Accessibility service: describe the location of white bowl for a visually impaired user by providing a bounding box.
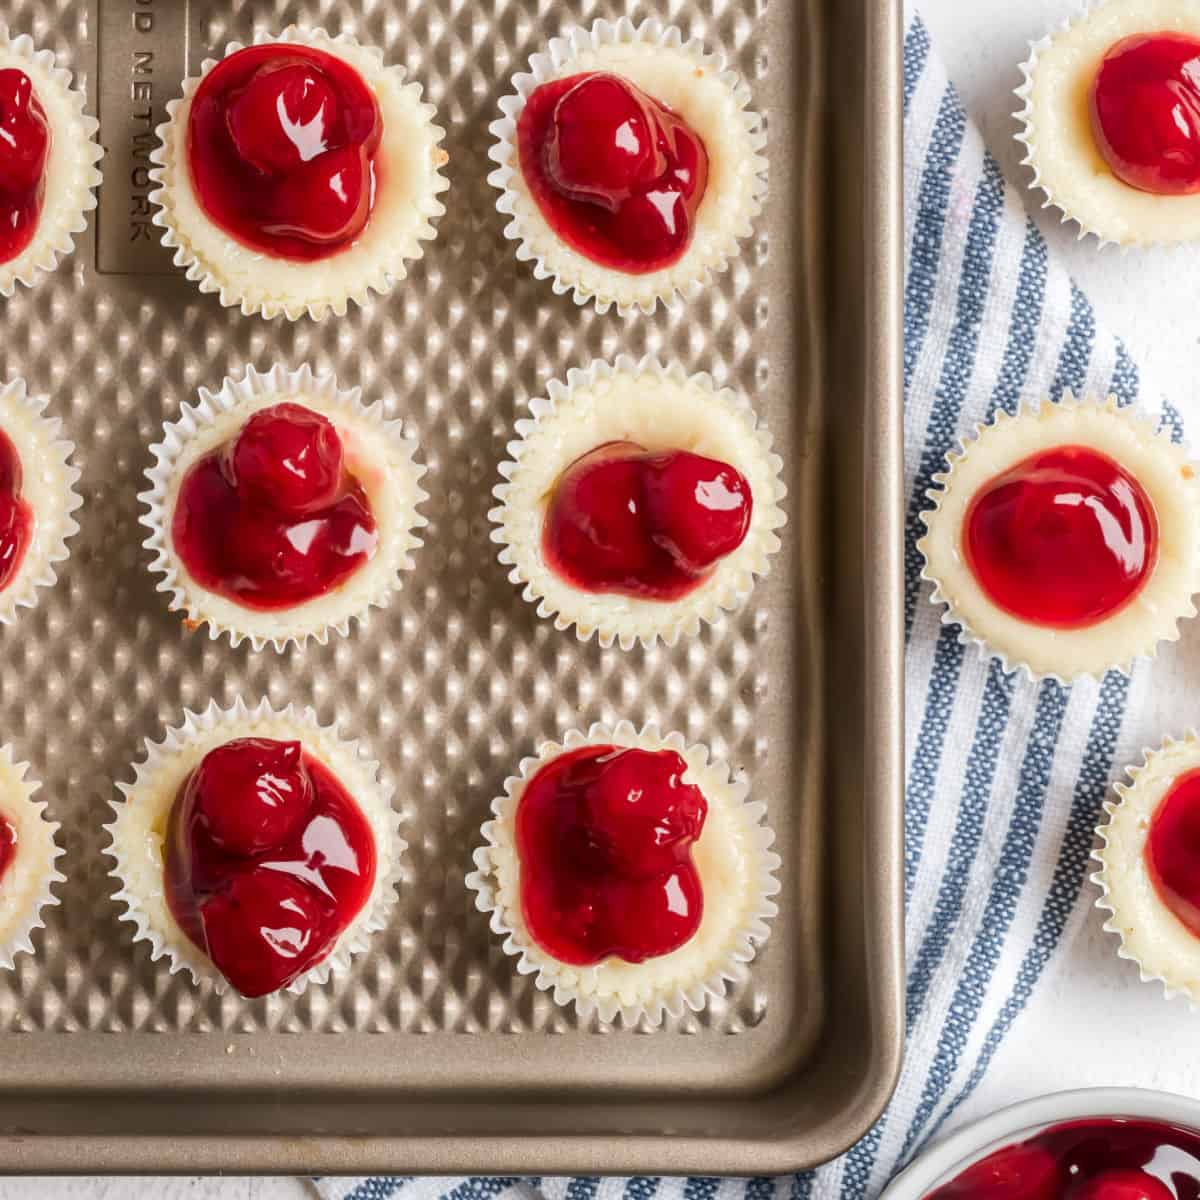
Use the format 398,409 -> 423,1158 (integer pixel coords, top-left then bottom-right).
881,1087 -> 1200,1199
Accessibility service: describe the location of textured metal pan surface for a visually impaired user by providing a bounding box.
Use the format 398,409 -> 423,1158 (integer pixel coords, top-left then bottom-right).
0,0 -> 903,1174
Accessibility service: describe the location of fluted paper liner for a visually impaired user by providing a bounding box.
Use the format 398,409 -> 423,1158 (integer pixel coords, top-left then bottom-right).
488,17 -> 768,314
918,393 -> 1200,682
0,25 -> 102,296
0,744 -> 64,971
1015,0 -> 1200,246
490,355 -> 786,650
149,26 -> 449,321
140,363 -> 428,652
0,378 -> 81,625
1094,732 -> 1200,1006
105,697 -> 404,998
466,720 -> 780,1026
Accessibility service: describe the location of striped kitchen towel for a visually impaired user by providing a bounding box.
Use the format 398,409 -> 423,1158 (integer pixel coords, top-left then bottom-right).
316,9 -> 1184,1200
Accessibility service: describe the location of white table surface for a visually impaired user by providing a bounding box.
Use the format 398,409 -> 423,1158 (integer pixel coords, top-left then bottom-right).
11,3 -> 1200,1194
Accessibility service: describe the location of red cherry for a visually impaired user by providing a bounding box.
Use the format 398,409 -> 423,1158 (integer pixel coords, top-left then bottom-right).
543,441 -> 660,583
930,1143 -> 1063,1200
577,747 -> 704,878
227,62 -> 338,175
1145,767 -> 1200,936
0,429 -> 31,594
595,866 -> 705,963
1090,33 -> 1200,194
545,73 -> 663,208
0,815 -> 15,883
0,69 -> 49,196
516,745 -> 708,965
187,738 -> 312,858
263,144 -> 371,245
230,403 -> 344,514
641,450 -> 753,575
963,445 -> 1157,630
1070,1169 -> 1175,1200
199,869 -> 325,997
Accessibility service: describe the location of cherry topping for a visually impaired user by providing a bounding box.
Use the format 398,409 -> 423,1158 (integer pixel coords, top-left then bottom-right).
165,737 -> 376,997
1071,1169 -> 1175,1200
516,744 -> 706,966
542,441 -> 752,602
1090,33 -> 1200,195
1145,767 -> 1200,937
232,403 -> 344,513
186,737 -> 312,857
0,69 -> 50,264
518,72 -> 709,273
0,814 -> 16,885
172,402 -> 378,611
227,64 -> 339,174
263,144 -> 372,246
962,445 -> 1157,629
188,44 -> 382,261
928,1143 -> 1063,1200
928,1119 -> 1200,1200
546,74 -> 662,206
0,428 -> 32,594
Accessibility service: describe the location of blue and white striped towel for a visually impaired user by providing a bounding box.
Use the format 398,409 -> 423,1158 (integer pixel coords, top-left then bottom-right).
316,10 -> 1192,1200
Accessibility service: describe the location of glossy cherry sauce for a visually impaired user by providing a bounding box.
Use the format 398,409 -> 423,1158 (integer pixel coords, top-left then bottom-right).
1146,767 -> 1200,938
165,736 -> 377,997
172,402 -> 377,611
0,814 -> 16,885
0,427 -> 33,594
541,441 -> 752,602
0,68 -> 50,265
187,44 -> 382,260
517,72 -> 708,273
1090,33 -> 1200,195
962,445 -> 1157,629
926,1117 -> 1200,1200
515,744 -> 706,965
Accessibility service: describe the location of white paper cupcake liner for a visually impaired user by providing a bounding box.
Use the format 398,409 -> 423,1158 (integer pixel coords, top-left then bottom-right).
0,25 -> 102,296
1093,732 -> 1200,1006
917,392 -> 1200,683
0,743 -> 64,971
0,377 -> 81,625
149,26 -> 449,321
490,355 -> 786,651
1015,0 -> 1200,247
105,697 -> 404,998
466,720 -> 780,1027
139,362 -> 428,652
488,17 -> 768,315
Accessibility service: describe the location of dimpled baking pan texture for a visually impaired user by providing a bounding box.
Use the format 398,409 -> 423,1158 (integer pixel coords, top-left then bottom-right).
0,0 -> 902,1177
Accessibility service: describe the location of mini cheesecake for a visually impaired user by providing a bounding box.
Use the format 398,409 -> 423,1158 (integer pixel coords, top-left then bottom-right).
918,394 -> 1200,680
107,699 -> 402,998
467,721 -> 779,1025
1095,733 -> 1200,1004
0,378 -> 80,624
0,744 -> 62,970
491,357 -> 786,649
1017,0 -> 1200,243
489,18 -> 767,313
151,27 -> 448,319
0,26 -> 102,295
141,364 -> 426,651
